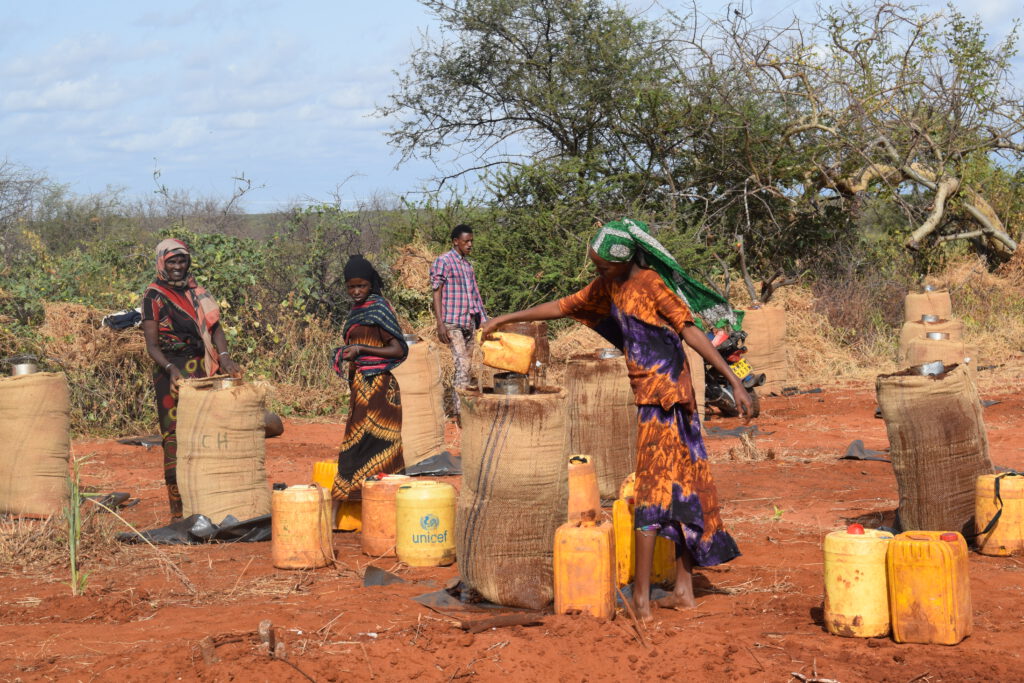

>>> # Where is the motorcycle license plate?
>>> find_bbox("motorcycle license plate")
[729,358,752,379]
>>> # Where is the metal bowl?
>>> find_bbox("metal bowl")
[920,314,940,323]
[921,284,937,292]
[493,372,530,395]
[914,360,946,376]
[218,377,241,389]
[926,332,950,340]
[596,348,623,359]
[10,362,38,376]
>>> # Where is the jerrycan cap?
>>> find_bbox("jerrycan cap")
[940,532,960,542]
[846,523,865,535]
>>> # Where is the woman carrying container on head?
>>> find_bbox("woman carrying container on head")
[330,255,409,517]
[142,238,241,520]
[481,218,750,619]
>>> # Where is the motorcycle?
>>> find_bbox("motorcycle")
[704,328,765,418]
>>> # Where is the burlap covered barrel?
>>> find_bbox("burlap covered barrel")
[0,372,70,517]
[904,289,952,322]
[177,380,271,522]
[565,353,637,500]
[877,364,992,534]
[391,341,446,468]
[897,318,963,359]
[456,387,568,609]
[742,307,788,394]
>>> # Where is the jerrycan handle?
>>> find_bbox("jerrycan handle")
[966,470,1023,540]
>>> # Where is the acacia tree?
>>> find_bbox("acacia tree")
[684,2,1024,262]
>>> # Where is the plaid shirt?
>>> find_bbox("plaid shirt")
[430,248,487,327]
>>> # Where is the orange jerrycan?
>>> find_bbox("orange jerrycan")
[554,510,616,619]
[360,474,411,557]
[311,460,361,531]
[271,485,333,569]
[567,455,601,521]
[974,472,1024,556]
[476,330,536,375]
[823,524,893,637]
[887,531,972,645]
[612,498,675,587]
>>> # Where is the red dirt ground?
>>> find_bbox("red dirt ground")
[3,377,1023,682]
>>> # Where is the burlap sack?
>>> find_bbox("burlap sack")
[742,307,788,394]
[391,342,446,468]
[683,342,707,422]
[565,354,637,500]
[0,372,70,517]
[904,289,952,322]
[902,338,978,384]
[877,364,992,534]
[456,387,568,609]
[897,318,964,359]
[177,380,271,522]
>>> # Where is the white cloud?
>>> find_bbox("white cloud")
[107,117,209,153]
[1,75,128,112]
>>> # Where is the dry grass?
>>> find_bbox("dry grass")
[39,302,147,369]
[0,510,130,583]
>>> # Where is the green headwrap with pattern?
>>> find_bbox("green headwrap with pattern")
[590,218,742,330]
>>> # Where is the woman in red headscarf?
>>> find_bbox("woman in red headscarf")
[141,238,241,519]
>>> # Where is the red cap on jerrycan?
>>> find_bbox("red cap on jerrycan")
[846,524,865,535]
[940,532,959,542]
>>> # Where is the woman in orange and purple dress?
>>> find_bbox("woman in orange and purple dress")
[481,218,751,619]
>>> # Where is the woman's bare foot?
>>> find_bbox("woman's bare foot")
[629,595,654,621]
[654,590,697,610]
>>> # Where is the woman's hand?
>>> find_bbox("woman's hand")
[479,315,509,341]
[168,365,184,389]
[219,354,242,377]
[730,380,754,424]
[341,344,362,361]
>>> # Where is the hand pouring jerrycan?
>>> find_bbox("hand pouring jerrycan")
[476,330,536,375]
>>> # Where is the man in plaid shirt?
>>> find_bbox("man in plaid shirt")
[431,224,488,419]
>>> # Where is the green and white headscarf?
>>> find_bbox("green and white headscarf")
[590,218,742,330]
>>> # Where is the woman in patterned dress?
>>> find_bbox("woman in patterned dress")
[142,238,240,520]
[481,218,751,619]
[330,255,409,514]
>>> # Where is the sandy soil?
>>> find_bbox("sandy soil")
[2,377,1023,682]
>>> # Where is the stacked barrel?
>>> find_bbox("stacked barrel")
[898,286,977,382]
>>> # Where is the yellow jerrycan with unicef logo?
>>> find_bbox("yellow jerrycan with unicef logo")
[395,481,456,566]
[823,524,893,638]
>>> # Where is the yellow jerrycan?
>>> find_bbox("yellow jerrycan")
[887,531,972,645]
[271,485,333,569]
[476,330,536,375]
[612,498,675,587]
[567,455,601,521]
[361,474,411,557]
[311,460,361,531]
[823,524,893,637]
[554,510,616,619]
[974,472,1024,556]
[395,481,456,566]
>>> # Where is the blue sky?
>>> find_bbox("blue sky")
[1,1,1018,211]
